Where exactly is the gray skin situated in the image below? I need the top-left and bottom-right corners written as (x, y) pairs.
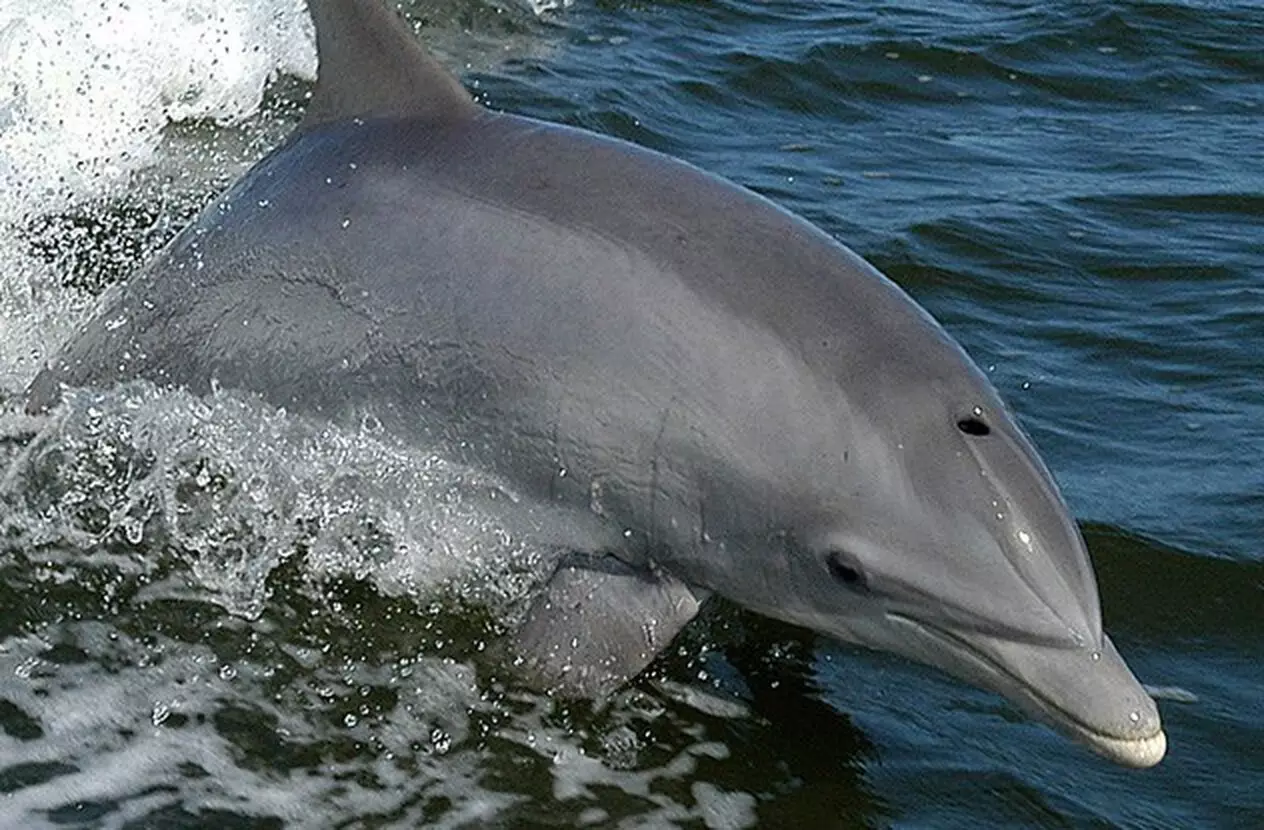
top-left (27, 0), bottom-right (1165, 766)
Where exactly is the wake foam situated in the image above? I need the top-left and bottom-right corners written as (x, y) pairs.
top-left (1, 382), bottom-right (555, 618)
top-left (0, 0), bottom-right (315, 222)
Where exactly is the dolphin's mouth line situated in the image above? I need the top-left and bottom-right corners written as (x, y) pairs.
top-left (886, 613), bottom-right (1163, 754)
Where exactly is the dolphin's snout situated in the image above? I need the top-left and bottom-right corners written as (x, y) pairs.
top-left (893, 617), bottom-right (1166, 767)
top-left (991, 633), bottom-right (1164, 767)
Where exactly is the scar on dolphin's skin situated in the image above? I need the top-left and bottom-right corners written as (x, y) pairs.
top-left (28, 0), bottom-right (1165, 767)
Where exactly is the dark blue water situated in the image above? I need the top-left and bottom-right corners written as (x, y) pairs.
top-left (1, 0), bottom-right (1261, 827)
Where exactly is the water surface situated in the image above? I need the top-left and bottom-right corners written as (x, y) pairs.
top-left (1, 0), bottom-right (1261, 827)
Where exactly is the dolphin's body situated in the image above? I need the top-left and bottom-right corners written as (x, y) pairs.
top-left (28, 0), bottom-right (1165, 766)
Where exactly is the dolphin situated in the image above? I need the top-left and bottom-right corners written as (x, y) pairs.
top-left (26, 0), bottom-right (1165, 767)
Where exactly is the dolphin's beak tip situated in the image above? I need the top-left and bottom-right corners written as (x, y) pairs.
top-left (1085, 688), bottom-right (1166, 768)
top-left (1097, 724), bottom-right (1167, 768)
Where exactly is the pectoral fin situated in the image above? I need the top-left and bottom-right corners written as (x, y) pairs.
top-left (512, 556), bottom-right (702, 698)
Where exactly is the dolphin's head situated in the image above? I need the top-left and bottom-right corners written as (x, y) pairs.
top-left (703, 325), bottom-right (1166, 768)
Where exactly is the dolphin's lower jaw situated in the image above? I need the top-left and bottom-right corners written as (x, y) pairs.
top-left (886, 615), bottom-right (1166, 768)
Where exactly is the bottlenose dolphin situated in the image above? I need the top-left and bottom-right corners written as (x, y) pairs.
top-left (27, 0), bottom-right (1165, 766)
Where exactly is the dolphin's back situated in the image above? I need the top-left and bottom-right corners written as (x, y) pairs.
top-left (29, 114), bottom-right (891, 513)
top-left (30, 0), bottom-right (979, 461)
top-left (30, 112), bottom-right (982, 492)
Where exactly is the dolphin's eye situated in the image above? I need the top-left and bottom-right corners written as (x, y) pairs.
top-left (957, 417), bottom-right (991, 436)
top-left (826, 550), bottom-right (869, 592)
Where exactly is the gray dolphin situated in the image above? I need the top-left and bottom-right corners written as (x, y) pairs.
top-left (27, 0), bottom-right (1165, 766)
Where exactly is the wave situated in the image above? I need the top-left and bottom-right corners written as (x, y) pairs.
top-left (1084, 523), bottom-right (1264, 643)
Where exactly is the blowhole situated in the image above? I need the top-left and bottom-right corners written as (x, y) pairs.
top-left (957, 417), bottom-right (991, 436)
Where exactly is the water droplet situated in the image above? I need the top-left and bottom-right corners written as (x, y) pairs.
top-left (1129, 710), bottom-right (1140, 722)
top-left (151, 703), bottom-right (170, 726)
top-left (344, 714), bottom-right (358, 727)
top-left (1091, 651), bottom-right (1102, 662)
top-left (125, 520), bottom-right (144, 545)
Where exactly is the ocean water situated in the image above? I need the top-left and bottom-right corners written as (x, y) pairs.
top-left (1, 0), bottom-right (1261, 827)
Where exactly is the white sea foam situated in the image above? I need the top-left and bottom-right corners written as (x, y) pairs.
top-left (1, 382), bottom-right (557, 617)
top-left (0, 0), bottom-right (316, 396)
top-left (0, 0), bottom-right (315, 221)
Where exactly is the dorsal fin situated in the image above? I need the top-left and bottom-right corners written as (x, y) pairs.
top-left (300, 0), bottom-right (477, 131)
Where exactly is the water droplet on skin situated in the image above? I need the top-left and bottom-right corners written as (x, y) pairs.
top-left (1091, 651), bottom-right (1102, 662)
top-left (344, 714), bottom-right (358, 727)
top-left (1129, 711), bottom-right (1141, 722)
